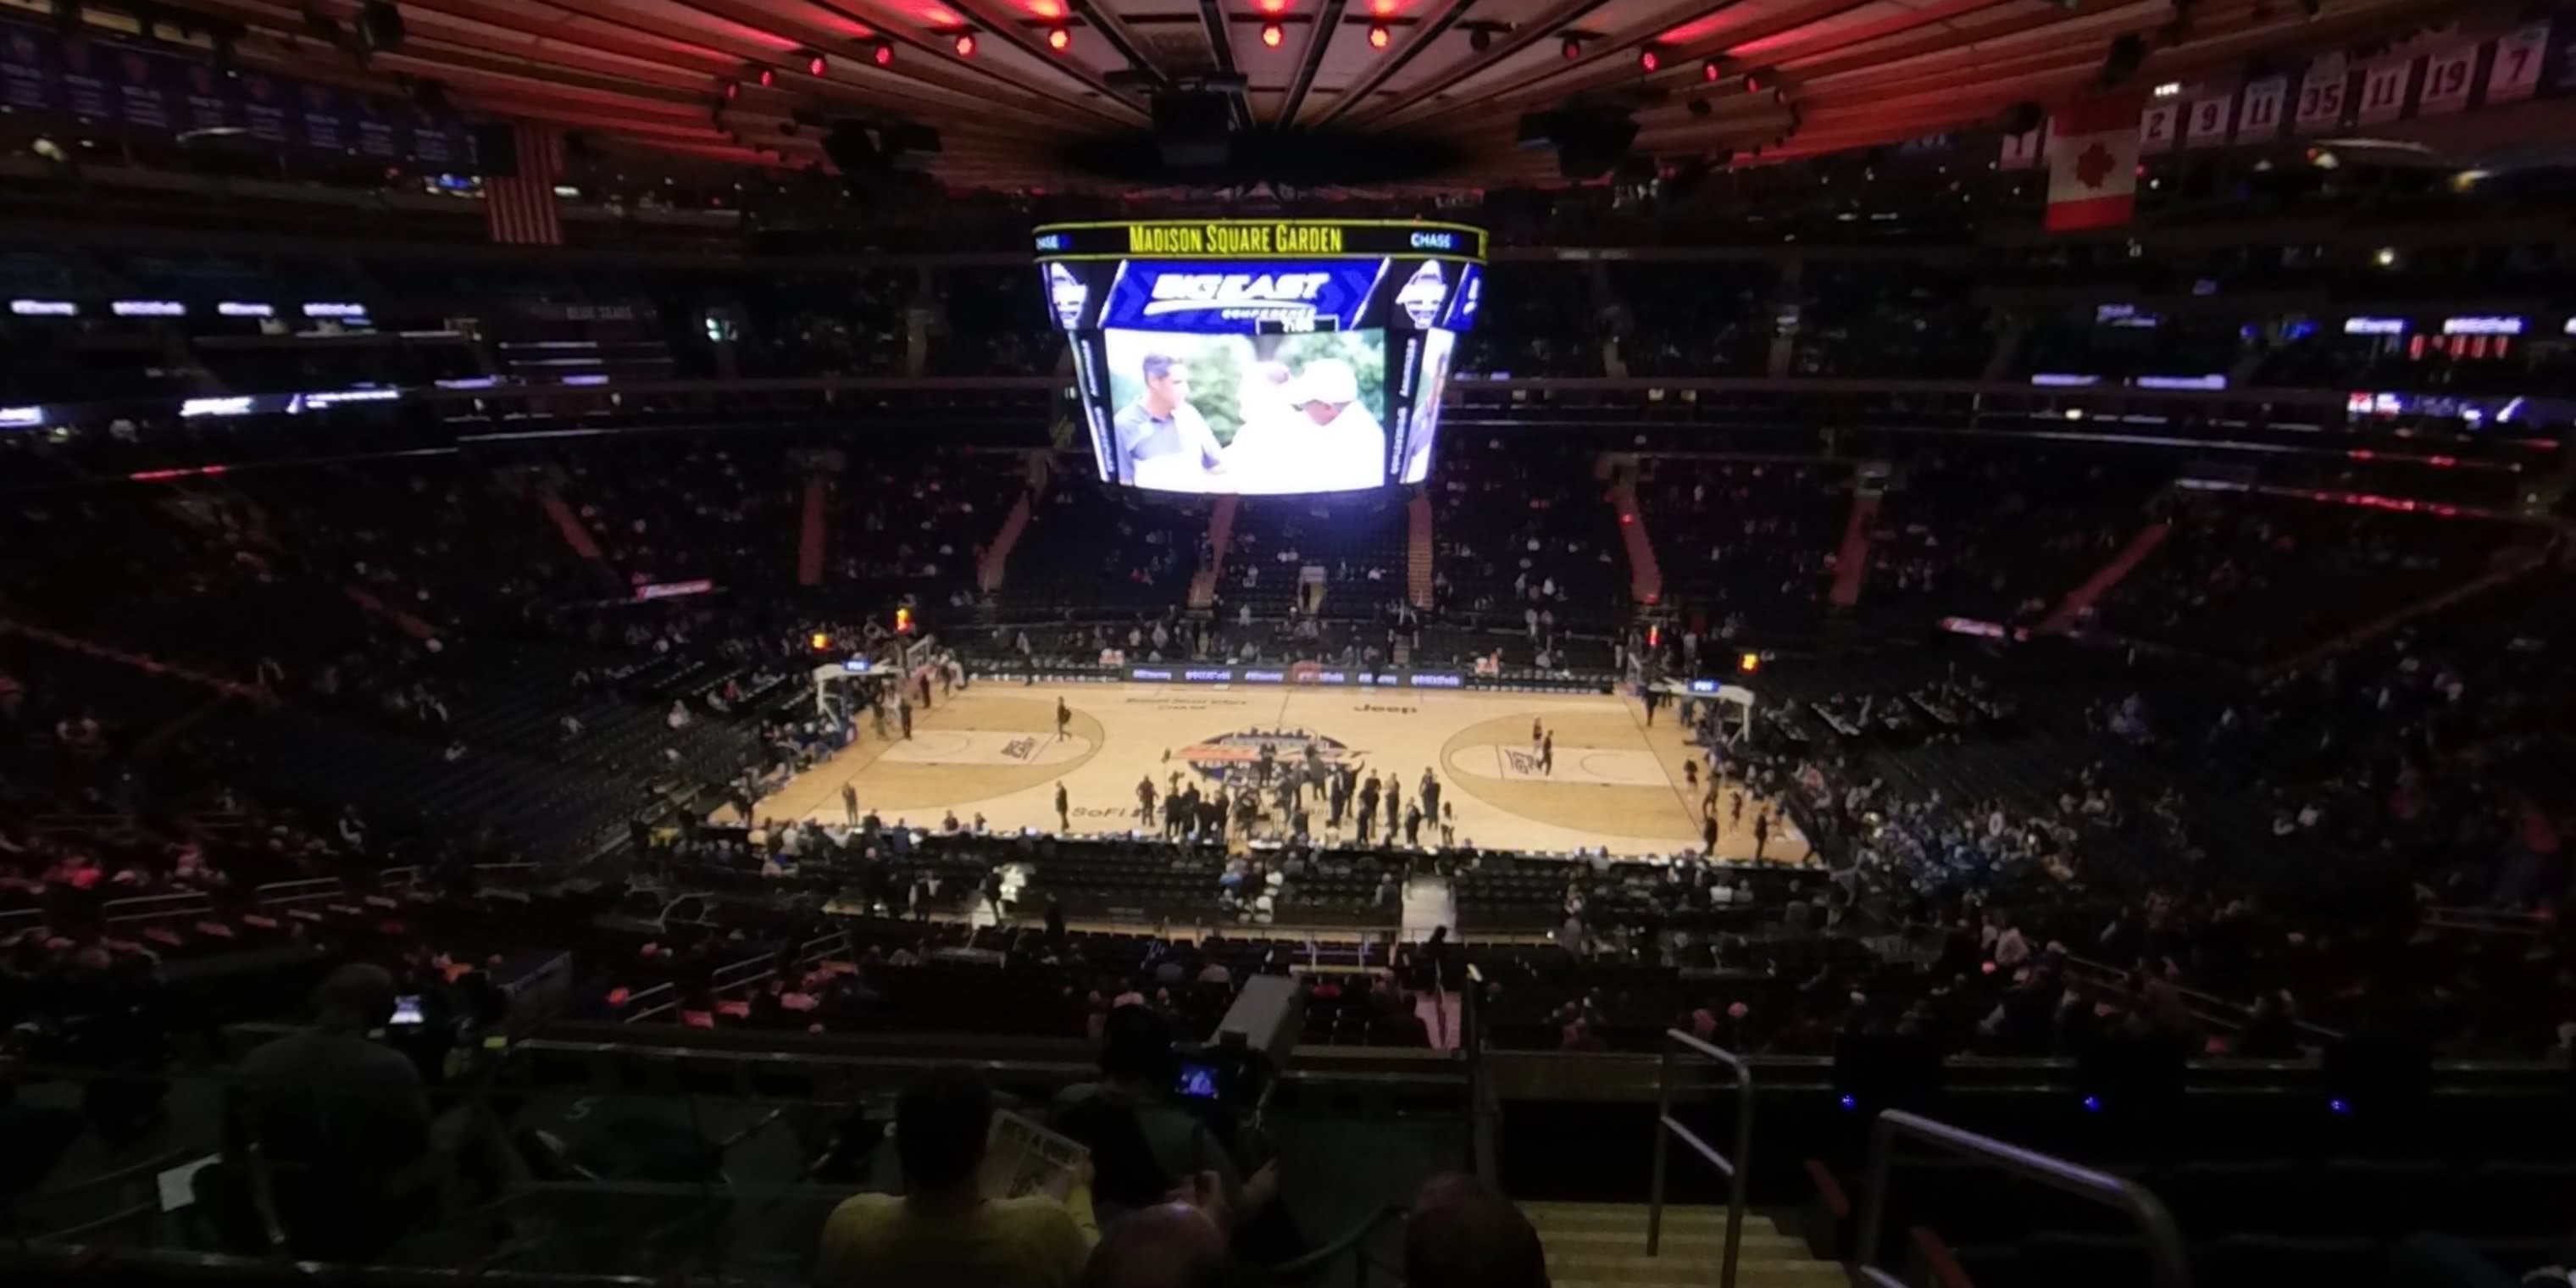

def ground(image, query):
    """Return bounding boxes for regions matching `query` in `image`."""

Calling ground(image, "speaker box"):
[357,0,407,53]
[822,121,880,176]
[1517,107,1637,180]
[1151,91,1234,168]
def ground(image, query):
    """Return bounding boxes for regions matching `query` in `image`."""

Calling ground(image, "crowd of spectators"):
[1863,447,2175,628]
[1639,458,1847,644]
[2096,492,2540,664]
[0,253,2570,1286]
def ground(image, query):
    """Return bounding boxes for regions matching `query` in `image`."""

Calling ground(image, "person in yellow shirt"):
[817,1064,1098,1288]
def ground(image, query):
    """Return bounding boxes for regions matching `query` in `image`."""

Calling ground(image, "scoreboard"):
[1035,219,1485,496]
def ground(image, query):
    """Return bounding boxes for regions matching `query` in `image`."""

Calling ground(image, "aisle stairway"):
[1407,492,1435,609]
[1607,483,1663,605]
[1186,495,1239,609]
[1524,1203,1841,1288]
[1828,492,1879,608]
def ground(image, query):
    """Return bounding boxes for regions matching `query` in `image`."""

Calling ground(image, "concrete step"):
[1538,1227,1809,1255]
[1546,1255,1844,1287]
[1522,1202,1771,1233]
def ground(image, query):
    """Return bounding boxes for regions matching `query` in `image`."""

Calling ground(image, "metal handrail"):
[1647,1028,1752,1288]
[1463,981,1499,1185]
[1851,1110,2190,1288]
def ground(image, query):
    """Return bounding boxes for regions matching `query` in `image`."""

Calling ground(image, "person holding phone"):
[1051,1006,1279,1235]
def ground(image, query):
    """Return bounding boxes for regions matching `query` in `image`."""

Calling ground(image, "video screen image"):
[1397,327,1456,486]
[1101,328,1389,495]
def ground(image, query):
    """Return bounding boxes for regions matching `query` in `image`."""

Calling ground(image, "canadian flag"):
[2044,94,2145,232]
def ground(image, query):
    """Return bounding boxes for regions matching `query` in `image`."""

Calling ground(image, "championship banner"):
[2183,91,2235,147]
[2355,57,2416,125]
[2105,21,2558,156]
[2235,75,2288,142]
[0,18,469,165]
[2295,56,2350,133]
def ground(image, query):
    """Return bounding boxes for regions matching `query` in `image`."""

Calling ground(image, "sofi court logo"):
[1141,271,1334,325]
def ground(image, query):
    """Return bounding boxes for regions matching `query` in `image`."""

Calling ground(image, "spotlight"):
[1256,0,1285,11]
[1259,21,1284,47]
[1744,72,1761,92]
[1702,57,1721,82]
[2081,1094,2103,1113]
[1046,25,1071,51]
[758,67,777,87]
[1838,1094,1857,1111]
[1368,0,1396,14]
[869,39,894,67]
[1560,35,1581,60]
[953,31,976,57]
[722,79,740,100]
[1368,23,1391,48]
[1638,47,1659,72]
[1468,25,1491,51]
[807,51,828,75]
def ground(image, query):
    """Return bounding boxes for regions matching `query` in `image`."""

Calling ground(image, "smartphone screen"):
[1176,1063,1220,1100]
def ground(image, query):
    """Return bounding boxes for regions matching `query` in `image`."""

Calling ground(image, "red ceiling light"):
[1367,22,1390,48]
[1045,25,1071,51]
[1255,0,1285,12]
[953,31,976,57]
[1702,58,1721,82]
[1638,47,1659,72]
[757,67,776,87]
[1560,36,1582,60]
[1367,0,1396,14]
[722,79,740,99]
[1744,72,1762,92]
[1259,21,1284,47]
[808,51,830,74]
[868,39,894,67]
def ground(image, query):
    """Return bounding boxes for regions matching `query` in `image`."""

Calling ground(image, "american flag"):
[484,123,564,246]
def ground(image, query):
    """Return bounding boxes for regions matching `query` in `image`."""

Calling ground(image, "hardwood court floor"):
[740,682,1813,862]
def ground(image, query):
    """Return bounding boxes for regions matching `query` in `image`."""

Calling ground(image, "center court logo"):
[1179,728,1360,786]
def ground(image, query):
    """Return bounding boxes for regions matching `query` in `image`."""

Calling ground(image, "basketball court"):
[734,681,1811,863]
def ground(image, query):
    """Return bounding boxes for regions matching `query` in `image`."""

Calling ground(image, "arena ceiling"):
[167,0,2470,189]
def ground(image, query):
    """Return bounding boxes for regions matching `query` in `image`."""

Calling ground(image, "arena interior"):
[3,3,2575,1287]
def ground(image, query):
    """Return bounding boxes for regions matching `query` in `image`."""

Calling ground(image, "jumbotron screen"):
[1034,219,1485,495]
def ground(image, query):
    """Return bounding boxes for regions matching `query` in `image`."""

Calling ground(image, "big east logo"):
[1141,272,1332,325]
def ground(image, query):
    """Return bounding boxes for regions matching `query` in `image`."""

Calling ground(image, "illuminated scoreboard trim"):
[1032,219,1488,264]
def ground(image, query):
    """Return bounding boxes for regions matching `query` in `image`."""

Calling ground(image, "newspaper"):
[980,1110,1090,1202]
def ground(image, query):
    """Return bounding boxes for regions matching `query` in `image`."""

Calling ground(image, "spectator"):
[1407,1173,1551,1288]
[1078,1198,1229,1288]
[818,1063,1098,1288]
[220,963,434,1262]
[1055,1006,1279,1228]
